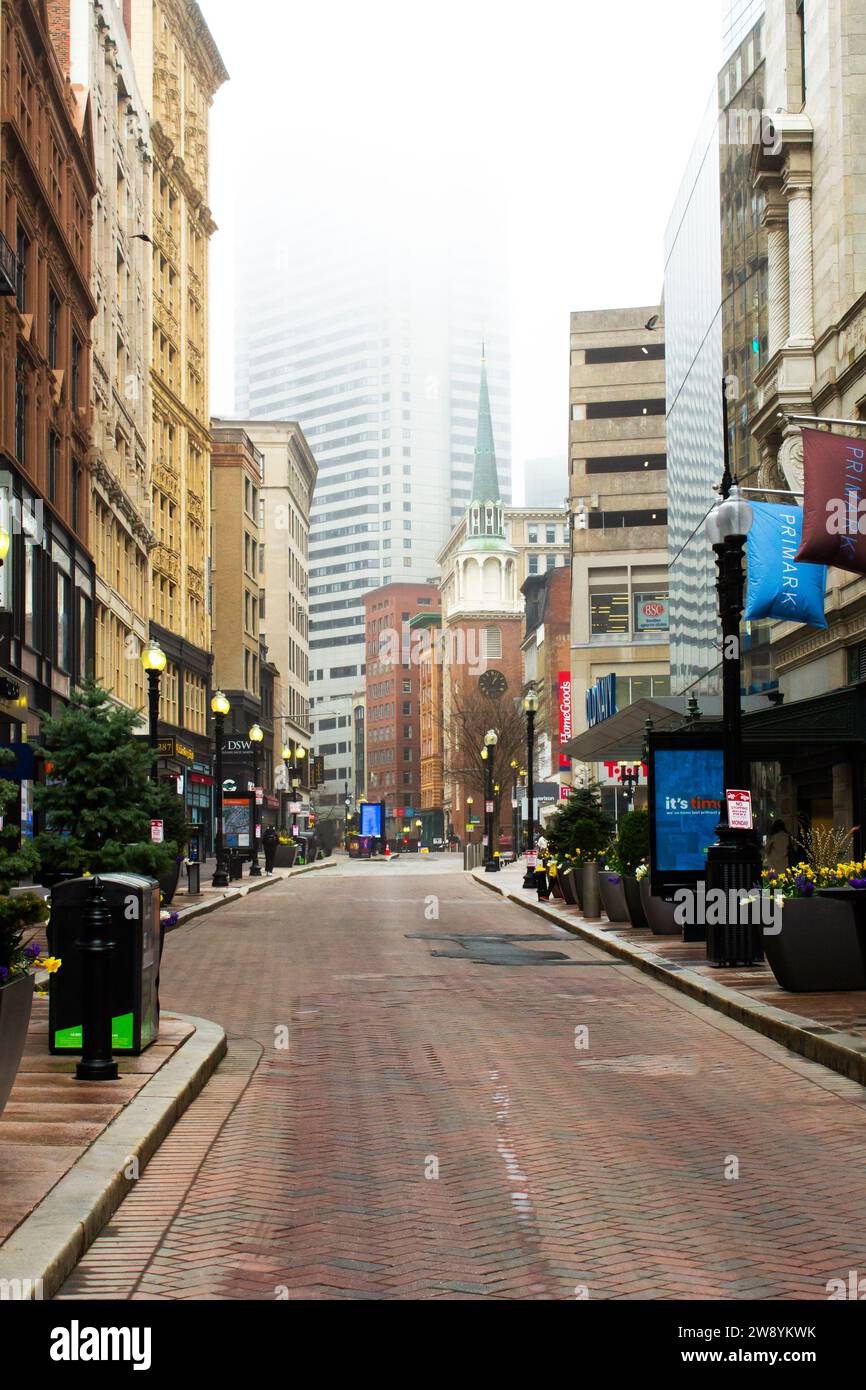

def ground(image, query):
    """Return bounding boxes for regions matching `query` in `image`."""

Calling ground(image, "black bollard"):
[75,876,119,1081]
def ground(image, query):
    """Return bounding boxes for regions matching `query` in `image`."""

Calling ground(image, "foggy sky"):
[199,0,725,501]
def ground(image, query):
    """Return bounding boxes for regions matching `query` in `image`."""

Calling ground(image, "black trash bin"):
[229,852,245,881]
[186,861,201,894]
[48,873,161,1055]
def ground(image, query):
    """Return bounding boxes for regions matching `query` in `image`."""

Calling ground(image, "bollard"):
[75,876,118,1081]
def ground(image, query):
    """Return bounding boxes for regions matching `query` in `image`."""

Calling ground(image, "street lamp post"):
[466,795,474,845]
[282,743,307,835]
[248,723,264,877]
[618,760,639,810]
[211,690,231,888]
[510,760,520,858]
[704,478,762,965]
[522,690,539,888]
[482,727,499,872]
[415,817,423,848]
[140,640,167,783]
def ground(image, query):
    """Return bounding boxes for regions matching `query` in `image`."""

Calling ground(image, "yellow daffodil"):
[36,956,62,974]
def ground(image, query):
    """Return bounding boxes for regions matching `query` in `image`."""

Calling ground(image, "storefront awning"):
[561,694,768,762]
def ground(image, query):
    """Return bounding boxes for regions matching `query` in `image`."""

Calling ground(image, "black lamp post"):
[211,689,231,888]
[140,639,167,783]
[510,759,520,857]
[482,727,499,872]
[248,722,264,877]
[282,743,307,835]
[704,473,762,965]
[522,690,539,888]
[465,795,474,845]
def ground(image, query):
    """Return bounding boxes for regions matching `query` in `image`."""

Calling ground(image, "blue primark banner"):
[745,502,827,629]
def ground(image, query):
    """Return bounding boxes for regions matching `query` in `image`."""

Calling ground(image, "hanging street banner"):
[558,670,572,769]
[745,501,827,628]
[796,427,866,573]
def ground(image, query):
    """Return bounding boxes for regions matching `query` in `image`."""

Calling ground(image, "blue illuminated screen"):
[653,747,724,871]
[360,802,383,838]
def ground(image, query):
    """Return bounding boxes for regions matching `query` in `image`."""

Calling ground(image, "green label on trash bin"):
[53,1011,134,1051]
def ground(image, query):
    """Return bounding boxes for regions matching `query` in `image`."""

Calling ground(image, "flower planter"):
[599,872,629,923]
[623,874,650,931]
[0,973,34,1120]
[158,856,183,906]
[274,843,299,869]
[550,868,566,900]
[763,892,866,992]
[639,876,681,935]
[582,862,601,919]
[572,866,584,910]
[559,867,580,907]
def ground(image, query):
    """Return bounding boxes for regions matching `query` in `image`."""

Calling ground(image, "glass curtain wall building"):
[234,194,511,805]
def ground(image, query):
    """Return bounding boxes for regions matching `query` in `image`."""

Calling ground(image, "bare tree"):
[444,682,527,834]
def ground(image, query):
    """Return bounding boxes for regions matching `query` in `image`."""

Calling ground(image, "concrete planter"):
[639,876,681,935]
[599,872,629,923]
[0,973,34,1119]
[763,894,866,992]
[623,874,650,931]
[273,843,299,869]
[559,867,580,907]
[581,862,601,919]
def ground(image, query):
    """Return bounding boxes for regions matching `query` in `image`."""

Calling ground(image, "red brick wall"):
[45,0,71,75]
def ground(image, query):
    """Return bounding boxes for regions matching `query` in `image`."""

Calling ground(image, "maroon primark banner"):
[796,426,866,573]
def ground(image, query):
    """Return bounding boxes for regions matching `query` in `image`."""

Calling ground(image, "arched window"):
[484,626,502,659]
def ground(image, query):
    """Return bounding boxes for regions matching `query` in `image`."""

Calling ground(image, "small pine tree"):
[33,678,176,875]
[617,808,650,873]
[546,782,613,861]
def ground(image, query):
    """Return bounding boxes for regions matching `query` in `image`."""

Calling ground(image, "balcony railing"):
[0,232,17,297]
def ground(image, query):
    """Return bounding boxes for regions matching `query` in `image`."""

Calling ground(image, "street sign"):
[255,787,263,805]
[288,801,302,814]
[726,788,753,830]
[150,819,164,843]
[525,851,538,868]
[485,800,494,813]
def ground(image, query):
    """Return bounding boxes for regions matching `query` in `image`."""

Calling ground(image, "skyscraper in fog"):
[234,197,511,808]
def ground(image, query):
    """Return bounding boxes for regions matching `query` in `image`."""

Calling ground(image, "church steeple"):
[467,350,504,540]
[470,350,501,505]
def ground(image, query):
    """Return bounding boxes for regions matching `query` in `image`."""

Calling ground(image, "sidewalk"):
[0,1000,225,1299]
[167,855,336,926]
[475,861,866,1087]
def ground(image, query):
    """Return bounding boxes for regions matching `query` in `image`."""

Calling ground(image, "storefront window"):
[633,589,669,633]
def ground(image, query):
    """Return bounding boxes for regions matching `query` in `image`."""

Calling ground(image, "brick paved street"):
[59,858,866,1300]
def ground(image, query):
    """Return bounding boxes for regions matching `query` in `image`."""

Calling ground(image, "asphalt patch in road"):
[407,932,621,968]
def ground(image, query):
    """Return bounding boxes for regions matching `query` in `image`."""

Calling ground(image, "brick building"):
[0,0,97,757]
[363,581,440,835]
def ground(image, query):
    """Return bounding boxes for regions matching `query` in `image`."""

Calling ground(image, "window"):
[403,679,412,693]
[48,292,60,369]
[581,399,665,420]
[71,337,81,409]
[15,369,28,464]
[72,461,81,533]
[528,554,539,575]
[546,525,557,544]
[483,626,502,659]
[56,566,71,670]
[402,701,412,714]
[584,343,664,364]
[527,525,538,543]
[633,589,669,634]
[590,590,629,637]
[48,431,59,503]
[16,227,28,310]
[584,454,666,474]
[796,0,806,105]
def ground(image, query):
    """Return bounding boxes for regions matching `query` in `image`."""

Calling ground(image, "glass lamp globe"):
[523,690,539,714]
[211,690,230,716]
[141,639,167,673]
[249,723,264,743]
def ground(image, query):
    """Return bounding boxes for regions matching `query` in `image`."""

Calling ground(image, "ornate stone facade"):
[71,0,152,713]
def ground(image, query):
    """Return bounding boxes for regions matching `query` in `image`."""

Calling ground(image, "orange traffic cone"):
[384,844,391,859]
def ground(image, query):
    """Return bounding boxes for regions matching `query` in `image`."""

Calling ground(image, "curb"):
[0,1012,226,1300]
[171,856,337,927]
[472,869,866,1088]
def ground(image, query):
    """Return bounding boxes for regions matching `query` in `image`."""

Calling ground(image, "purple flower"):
[605,874,622,885]
[850,877,866,891]
[25,941,42,958]
[794,873,814,897]
[0,966,8,982]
